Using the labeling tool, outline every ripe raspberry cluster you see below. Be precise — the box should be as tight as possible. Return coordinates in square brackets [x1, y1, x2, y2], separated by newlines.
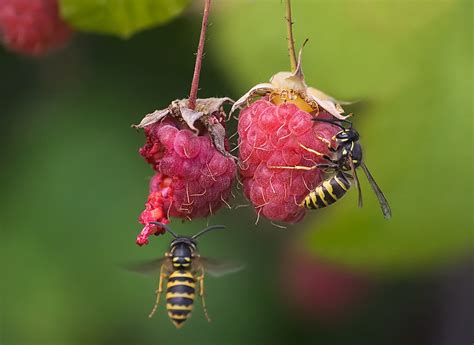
[238, 99, 338, 223]
[0, 0, 71, 56]
[132, 0, 351, 243]
[136, 115, 236, 246]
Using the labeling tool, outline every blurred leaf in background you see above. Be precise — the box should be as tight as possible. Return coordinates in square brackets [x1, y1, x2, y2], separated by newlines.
[213, 0, 473, 272]
[59, 0, 192, 38]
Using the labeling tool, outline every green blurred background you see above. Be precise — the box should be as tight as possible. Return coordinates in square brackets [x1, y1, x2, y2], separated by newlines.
[1, 1, 472, 344]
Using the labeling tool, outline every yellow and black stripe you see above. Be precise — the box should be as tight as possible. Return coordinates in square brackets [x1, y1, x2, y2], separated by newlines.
[300, 171, 351, 209]
[166, 270, 196, 328]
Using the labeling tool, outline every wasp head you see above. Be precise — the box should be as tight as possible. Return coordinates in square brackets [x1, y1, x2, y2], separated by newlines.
[335, 128, 359, 143]
[169, 237, 197, 270]
[149, 222, 226, 270]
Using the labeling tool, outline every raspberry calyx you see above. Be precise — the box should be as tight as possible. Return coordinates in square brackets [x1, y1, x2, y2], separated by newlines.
[231, 50, 350, 120]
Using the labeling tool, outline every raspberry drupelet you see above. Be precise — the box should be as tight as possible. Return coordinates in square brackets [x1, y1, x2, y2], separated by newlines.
[0, 0, 71, 56]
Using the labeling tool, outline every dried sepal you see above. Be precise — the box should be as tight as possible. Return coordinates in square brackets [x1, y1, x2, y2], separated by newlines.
[231, 49, 352, 120]
[306, 87, 348, 119]
[231, 83, 275, 114]
[193, 97, 234, 114]
[180, 107, 204, 133]
[132, 97, 234, 158]
[133, 97, 233, 129]
[132, 108, 171, 129]
[201, 116, 233, 159]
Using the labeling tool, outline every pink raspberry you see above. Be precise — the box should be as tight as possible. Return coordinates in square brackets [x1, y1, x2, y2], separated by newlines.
[136, 118, 236, 246]
[0, 0, 71, 56]
[238, 99, 339, 223]
[281, 247, 372, 321]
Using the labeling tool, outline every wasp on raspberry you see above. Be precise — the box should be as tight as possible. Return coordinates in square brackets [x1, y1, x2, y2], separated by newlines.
[270, 118, 392, 219]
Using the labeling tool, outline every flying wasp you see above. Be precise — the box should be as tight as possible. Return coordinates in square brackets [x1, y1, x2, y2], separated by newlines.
[271, 118, 392, 219]
[128, 222, 242, 328]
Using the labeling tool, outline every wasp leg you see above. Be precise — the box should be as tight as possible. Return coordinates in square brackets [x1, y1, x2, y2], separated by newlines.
[269, 165, 316, 171]
[197, 270, 211, 323]
[316, 136, 337, 152]
[270, 162, 339, 172]
[316, 163, 339, 171]
[299, 144, 337, 163]
[148, 265, 167, 318]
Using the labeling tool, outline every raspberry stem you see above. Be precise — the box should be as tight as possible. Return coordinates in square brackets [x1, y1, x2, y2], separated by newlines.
[285, 0, 297, 73]
[188, 0, 212, 110]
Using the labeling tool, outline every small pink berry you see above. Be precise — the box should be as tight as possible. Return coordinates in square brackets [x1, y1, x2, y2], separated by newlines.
[0, 0, 72, 56]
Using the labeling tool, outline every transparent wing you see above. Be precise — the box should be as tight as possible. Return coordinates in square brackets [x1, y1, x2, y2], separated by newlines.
[360, 162, 392, 219]
[122, 257, 168, 276]
[349, 154, 363, 208]
[194, 257, 245, 277]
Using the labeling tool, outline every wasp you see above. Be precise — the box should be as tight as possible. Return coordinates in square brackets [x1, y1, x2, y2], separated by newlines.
[271, 118, 391, 219]
[128, 222, 242, 328]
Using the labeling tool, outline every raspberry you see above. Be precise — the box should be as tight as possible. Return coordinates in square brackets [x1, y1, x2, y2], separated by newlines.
[238, 99, 338, 223]
[134, 98, 236, 245]
[281, 247, 371, 321]
[0, 0, 71, 56]
[233, 50, 348, 223]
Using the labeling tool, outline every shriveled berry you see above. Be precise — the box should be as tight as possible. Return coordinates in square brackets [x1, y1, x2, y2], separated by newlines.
[136, 174, 173, 246]
[136, 119, 236, 245]
[237, 99, 339, 223]
[0, 0, 72, 56]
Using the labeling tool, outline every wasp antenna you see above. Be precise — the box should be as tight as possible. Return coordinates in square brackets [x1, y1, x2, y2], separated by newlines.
[311, 118, 347, 130]
[191, 225, 226, 239]
[149, 222, 179, 238]
[345, 115, 354, 128]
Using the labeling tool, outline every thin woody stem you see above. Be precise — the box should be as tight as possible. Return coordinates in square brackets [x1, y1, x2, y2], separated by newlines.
[285, 0, 297, 72]
[188, 0, 212, 110]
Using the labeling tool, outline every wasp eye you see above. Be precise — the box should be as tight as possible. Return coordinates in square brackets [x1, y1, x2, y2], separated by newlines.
[336, 132, 349, 139]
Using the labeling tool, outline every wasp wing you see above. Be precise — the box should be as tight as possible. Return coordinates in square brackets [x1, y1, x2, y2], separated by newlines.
[122, 257, 169, 276]
[349, 154, 363, 208]
[194, 257, 244, 277]
[360, 162, 392, 219]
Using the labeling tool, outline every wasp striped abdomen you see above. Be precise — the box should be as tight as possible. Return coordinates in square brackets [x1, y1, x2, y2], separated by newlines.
[166, 270, 196, 328]
[301, 171, 351, 209]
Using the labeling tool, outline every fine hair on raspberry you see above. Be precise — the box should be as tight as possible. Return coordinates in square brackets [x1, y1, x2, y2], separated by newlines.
[136, 118, 236, 245]
[238, 99, 339, 223]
